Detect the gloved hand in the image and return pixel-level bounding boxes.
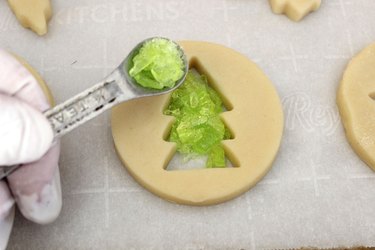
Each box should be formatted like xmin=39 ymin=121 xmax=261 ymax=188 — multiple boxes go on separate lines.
xmin=0 ymin=50 xmax=62 ymax=250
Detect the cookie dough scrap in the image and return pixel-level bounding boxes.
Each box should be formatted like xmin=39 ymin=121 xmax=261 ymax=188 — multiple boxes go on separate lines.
xmin=337 ymin=43 xmax=375 ymax=172
xmin=269 ymin=0 xmax=321 ymax=22
xmin=7 ymin=0 xmax=52 ymax=36
xmin=111 ymin=41 xmax=284 ymax=206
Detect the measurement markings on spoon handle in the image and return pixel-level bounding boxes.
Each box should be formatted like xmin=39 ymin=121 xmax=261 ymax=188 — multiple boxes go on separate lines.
xmin=45 ymin=80 xmax=123 ymax=137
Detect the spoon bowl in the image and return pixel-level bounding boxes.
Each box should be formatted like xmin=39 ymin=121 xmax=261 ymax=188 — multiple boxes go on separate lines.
xmin=121 ymin=37 xmax=188 ymax=96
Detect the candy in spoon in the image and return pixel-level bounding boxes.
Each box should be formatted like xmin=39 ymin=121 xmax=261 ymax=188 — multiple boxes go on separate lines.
xmin=129 ymin=38 xmax=186 ymax=90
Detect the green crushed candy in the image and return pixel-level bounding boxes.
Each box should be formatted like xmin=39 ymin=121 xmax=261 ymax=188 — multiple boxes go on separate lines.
xmin=164 ymin=69 xmax=231 ymax=168
xmin=129 ymin=38 xmax=185 ymax=89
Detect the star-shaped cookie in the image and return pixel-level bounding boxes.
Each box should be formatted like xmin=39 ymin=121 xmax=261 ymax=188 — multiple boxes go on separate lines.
xmin=7 ymin=0 xmax=52 ymax=35
xmin=269 ymin=0 xmax=321 ymax=22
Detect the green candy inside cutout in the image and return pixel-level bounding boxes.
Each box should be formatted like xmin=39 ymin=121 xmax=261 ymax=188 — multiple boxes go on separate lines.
xmin=129 ymin=38 xmax=185 ymax=89
xmin=164 ymin=69 xmax=231 ymax=168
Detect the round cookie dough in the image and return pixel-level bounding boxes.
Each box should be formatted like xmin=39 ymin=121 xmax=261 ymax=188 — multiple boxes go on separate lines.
xmin=111 ymin=41 xmax=284 ymax=205
xmin=337 ymin=43 xmax=375 ymax=172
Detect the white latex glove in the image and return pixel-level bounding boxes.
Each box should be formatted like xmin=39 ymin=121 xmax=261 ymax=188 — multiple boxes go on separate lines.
xmin=0 ymin=50 xmax=62 ymax=250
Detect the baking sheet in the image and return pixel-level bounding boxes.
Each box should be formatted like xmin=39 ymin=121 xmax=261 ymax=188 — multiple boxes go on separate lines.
xmin=1 ymin=0 xmax=375 ymax=249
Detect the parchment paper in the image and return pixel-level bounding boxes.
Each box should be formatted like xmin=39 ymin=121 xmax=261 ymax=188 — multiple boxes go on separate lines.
xmin=1 ymin=0 xmax=375 ymax=249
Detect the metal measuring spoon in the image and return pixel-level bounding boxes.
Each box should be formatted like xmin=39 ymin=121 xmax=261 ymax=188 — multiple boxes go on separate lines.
xmin=0 ymin=37 xmax=188 ymax=180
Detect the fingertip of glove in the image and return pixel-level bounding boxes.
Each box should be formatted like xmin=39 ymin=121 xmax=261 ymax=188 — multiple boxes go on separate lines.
xmin=0 ymin=207 xmax=15 ymax=250
xmin=0 ymin=182 xmax=15 ymax=222
xmin=16 ymin=170 xmax=62 ymax=224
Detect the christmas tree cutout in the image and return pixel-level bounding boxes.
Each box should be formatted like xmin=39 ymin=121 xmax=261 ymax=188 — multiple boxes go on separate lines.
xmin=164 ymin=64 xmax=235 ymax=170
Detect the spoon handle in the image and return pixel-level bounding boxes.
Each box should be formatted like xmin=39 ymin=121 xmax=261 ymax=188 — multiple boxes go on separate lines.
xmin=46 ymin=73 xmax=125 ymax=139
xmin=0 ymin=70 xmax=129 ymax=180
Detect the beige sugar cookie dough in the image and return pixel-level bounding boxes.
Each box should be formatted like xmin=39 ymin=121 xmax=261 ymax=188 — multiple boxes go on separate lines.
xmin=269 ymin=0 xmax=321 ymax=22
xmin=13 ymin=53 xmax=54 ymax=105
xmin=111 ymin=41 xmax=284 ymax=206
xmin=337 ymin=43 xmax=375 ymax=172
xmin=7 ymin=0 xmax=52 ymax=36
